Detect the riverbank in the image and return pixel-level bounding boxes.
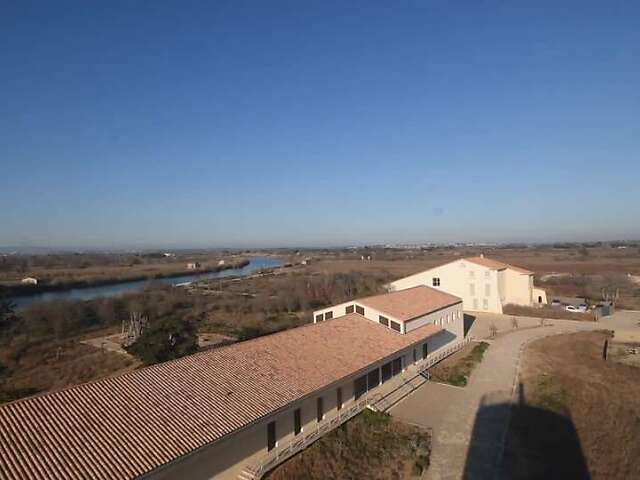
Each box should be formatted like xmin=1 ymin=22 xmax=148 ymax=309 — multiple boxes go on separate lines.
xmin=0 ymin=258 xmax=251 ymax=298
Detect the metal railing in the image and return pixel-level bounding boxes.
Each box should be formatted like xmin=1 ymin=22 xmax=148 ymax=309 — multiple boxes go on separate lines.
xmin=243 ymin=392 xmax=381 ymax=479
xmin=417 ymin=335 xmax=473 ymax=373
xmin=371 ymin=336 xmax=473 ymax=412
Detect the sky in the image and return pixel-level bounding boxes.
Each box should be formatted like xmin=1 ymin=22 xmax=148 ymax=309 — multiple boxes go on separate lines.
xmin=1 ymin=1 xmax=639 ymax=249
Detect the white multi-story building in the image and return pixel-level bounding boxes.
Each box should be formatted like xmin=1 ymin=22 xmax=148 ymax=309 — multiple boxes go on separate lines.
xmin=389 ymin=255 xmax=547 ymax=314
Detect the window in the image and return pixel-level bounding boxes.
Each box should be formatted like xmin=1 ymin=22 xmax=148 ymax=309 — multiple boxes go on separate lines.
xmin=355 ymin=305 xmax=365 ymax=315
xmin=446 ymin=314 xmax=450 ymax=324
xmin=432 ymin=277 xmax=441 ymax=287
xmin=267 ymin=421 xmax=276 ymax=451
xmin=469 ymin=271 xmax=475 ymax=279
xmin=483 ymin=298 xmax=488 ymax=310
xmin=294 ymin=409 xmax=302 ymax=435
xmin=440 ymin=317 xmax=444 ymax=326
xmin=367 ymin=368 xmax=380 ymax=390
xmin=422 ymin=343 xmax=428 ymax=359
xmin=316 ymin=397 xmax=324 ymax=422
xmin=469 ymin=283 xmax=476 ymax=296
xmin=485 ymin=270 xmax=490 ymax=278
xmin=379 ymin=315 xmax=389 ymax=326
xmin=346 ymin=305 xmax=355 ymax=314
xmin=337 ymin=388 xmax=343 ymax=410
xmin=473 ymin=298 xmax=479 ymax=310
xmin=392 ymin=357 xmax=402 ymax=376
xmin=390 ymin=320 xmax=401 ymax=332
xmin=354 ymin=375 xmax=367 ymax=400
xmin=485 ymin=284 xmax=491 ymax=296
xmin=381 ymin=362 xmax=392 ymax=383
xmin=315 ymin=314 xmax=323 ymax=322
xmin=324 ymin=310 xmax=333 ymax=320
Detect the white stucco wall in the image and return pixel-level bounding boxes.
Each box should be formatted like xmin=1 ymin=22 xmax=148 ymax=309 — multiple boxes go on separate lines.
xmin=389 ymin=259 xmax=503 ymax=314
xmin=403 ymin=302 xmax=464 ymax=339
xmin=502 ymin=269 xmax=534 ymax=306
xmin=313 ymin=301 xmax=405 ymax=332
xmin=532 ymin=287 xmax=547 ymax=305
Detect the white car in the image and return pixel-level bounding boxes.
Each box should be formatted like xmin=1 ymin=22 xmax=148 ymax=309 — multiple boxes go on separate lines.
xmin=565 ymin=305 xmax=580 ymax=312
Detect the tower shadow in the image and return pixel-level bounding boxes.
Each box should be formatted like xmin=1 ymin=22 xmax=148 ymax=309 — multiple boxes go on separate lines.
xmin=463 ymin=385 xmax=589 ymax=480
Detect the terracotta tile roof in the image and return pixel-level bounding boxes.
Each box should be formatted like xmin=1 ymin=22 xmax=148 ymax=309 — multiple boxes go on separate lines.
xmin=359 ymin=285 xmax=461 ymax=322
xmin=0 ymin=315 xmax=441 ymax=480
xmin=465 ymin=256 xmax=533 ymax=274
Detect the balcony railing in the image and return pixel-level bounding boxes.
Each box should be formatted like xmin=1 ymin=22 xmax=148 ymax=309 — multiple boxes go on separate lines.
xmin=242 ymin=392 xmax=381 ymax=479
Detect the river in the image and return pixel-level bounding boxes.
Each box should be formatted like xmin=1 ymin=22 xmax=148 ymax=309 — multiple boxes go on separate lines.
xmin=10 ymin=256 xmax=283 ymax=310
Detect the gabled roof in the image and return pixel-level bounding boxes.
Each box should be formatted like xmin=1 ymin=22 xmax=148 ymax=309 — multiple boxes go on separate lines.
xmin=0 ymin=314 xmax=442 ymax=480
xmin=358 ymin=285 xmax=461 ymax=322
xmin=464 ymin=256 xmax=533 ymax=274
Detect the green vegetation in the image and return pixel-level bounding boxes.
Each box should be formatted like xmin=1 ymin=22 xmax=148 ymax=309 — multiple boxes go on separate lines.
xmin=0 ymin=296 xmax=19 ymax=338
xmin=267 ymin=409 xmax=431 ymax=480
xmin=531 ymin=374 xmax=570 ymax=415
xmin=126 ymin=316 xmax=198 ymax=365
xmin=430 ymin=342 xmax=490 ymax=387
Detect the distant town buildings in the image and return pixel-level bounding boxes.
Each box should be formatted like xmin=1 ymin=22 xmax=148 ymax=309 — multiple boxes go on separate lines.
xmin=186 ymin=262 xmax=201 ymax=270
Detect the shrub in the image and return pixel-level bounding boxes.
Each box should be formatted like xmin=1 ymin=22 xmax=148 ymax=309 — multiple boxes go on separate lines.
xmin=126 ymin=315 xmax=198 ymax=365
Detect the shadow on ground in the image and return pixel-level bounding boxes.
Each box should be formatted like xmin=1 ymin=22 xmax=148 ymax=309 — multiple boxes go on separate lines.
xmin=463 ymin=385 xmax=589 ymax=480
xmin=464 ymin=314 xmax=476 ymax=337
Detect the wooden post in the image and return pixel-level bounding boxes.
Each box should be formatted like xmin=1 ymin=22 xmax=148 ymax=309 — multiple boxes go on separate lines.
xmin=603 ymin=339 xmax=608 ymax=360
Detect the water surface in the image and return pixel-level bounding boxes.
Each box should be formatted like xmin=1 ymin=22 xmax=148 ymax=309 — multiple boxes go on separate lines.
xmin=11 ymin=256 xmax=283 ymax=309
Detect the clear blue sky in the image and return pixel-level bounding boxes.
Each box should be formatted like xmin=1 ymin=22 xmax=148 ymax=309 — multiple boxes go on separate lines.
xmin=1 ymin=1 xmax=639 ymax=248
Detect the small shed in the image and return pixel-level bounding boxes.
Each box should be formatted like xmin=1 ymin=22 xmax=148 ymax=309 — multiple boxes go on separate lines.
xmin=186 ymin=262 xmax=201 ymax=270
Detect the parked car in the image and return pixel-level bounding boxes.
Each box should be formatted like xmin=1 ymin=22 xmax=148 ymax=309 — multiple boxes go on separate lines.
xmin=551 ymin=299 xmax=562 ymax=307
xmin=577 ymin=304 xmax=589 ymax=312
xmin=565 ymin=305 xmax=584 ymax=313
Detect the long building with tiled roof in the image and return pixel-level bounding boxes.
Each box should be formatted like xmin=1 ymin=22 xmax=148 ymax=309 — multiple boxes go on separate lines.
xmin=0 ymin=287 xmax=465 ymax=480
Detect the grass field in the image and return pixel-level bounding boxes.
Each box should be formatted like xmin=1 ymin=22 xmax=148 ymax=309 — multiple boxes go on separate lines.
xmin=428 ymin=341 xmax=490 ymax=387
xmin=504 ymin=331 xmax=640 ymax=479
xmin=0 ymin=334 xmax=137 ymax=403
xmin=266 ymin=410 xmax=431 ymax=480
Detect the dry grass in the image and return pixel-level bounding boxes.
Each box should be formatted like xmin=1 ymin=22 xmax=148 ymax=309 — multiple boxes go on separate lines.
xmin=509 ymin=331 xmax=640 ymax=479
xmin=266 ymin=410 xmax=431 ymax=480
xmin=503 ymin=304 xmax=596 ymax=322
xmin=0 ymin=335 xmax=137 ymax=403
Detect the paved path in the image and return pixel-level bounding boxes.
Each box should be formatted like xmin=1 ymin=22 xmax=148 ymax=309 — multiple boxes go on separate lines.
xmin=390 ymin=311 xmax=640 ymax=480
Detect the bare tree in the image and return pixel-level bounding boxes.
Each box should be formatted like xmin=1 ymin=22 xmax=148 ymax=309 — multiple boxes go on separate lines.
xmin=489 ymin=323 xmax=498 ymax=338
